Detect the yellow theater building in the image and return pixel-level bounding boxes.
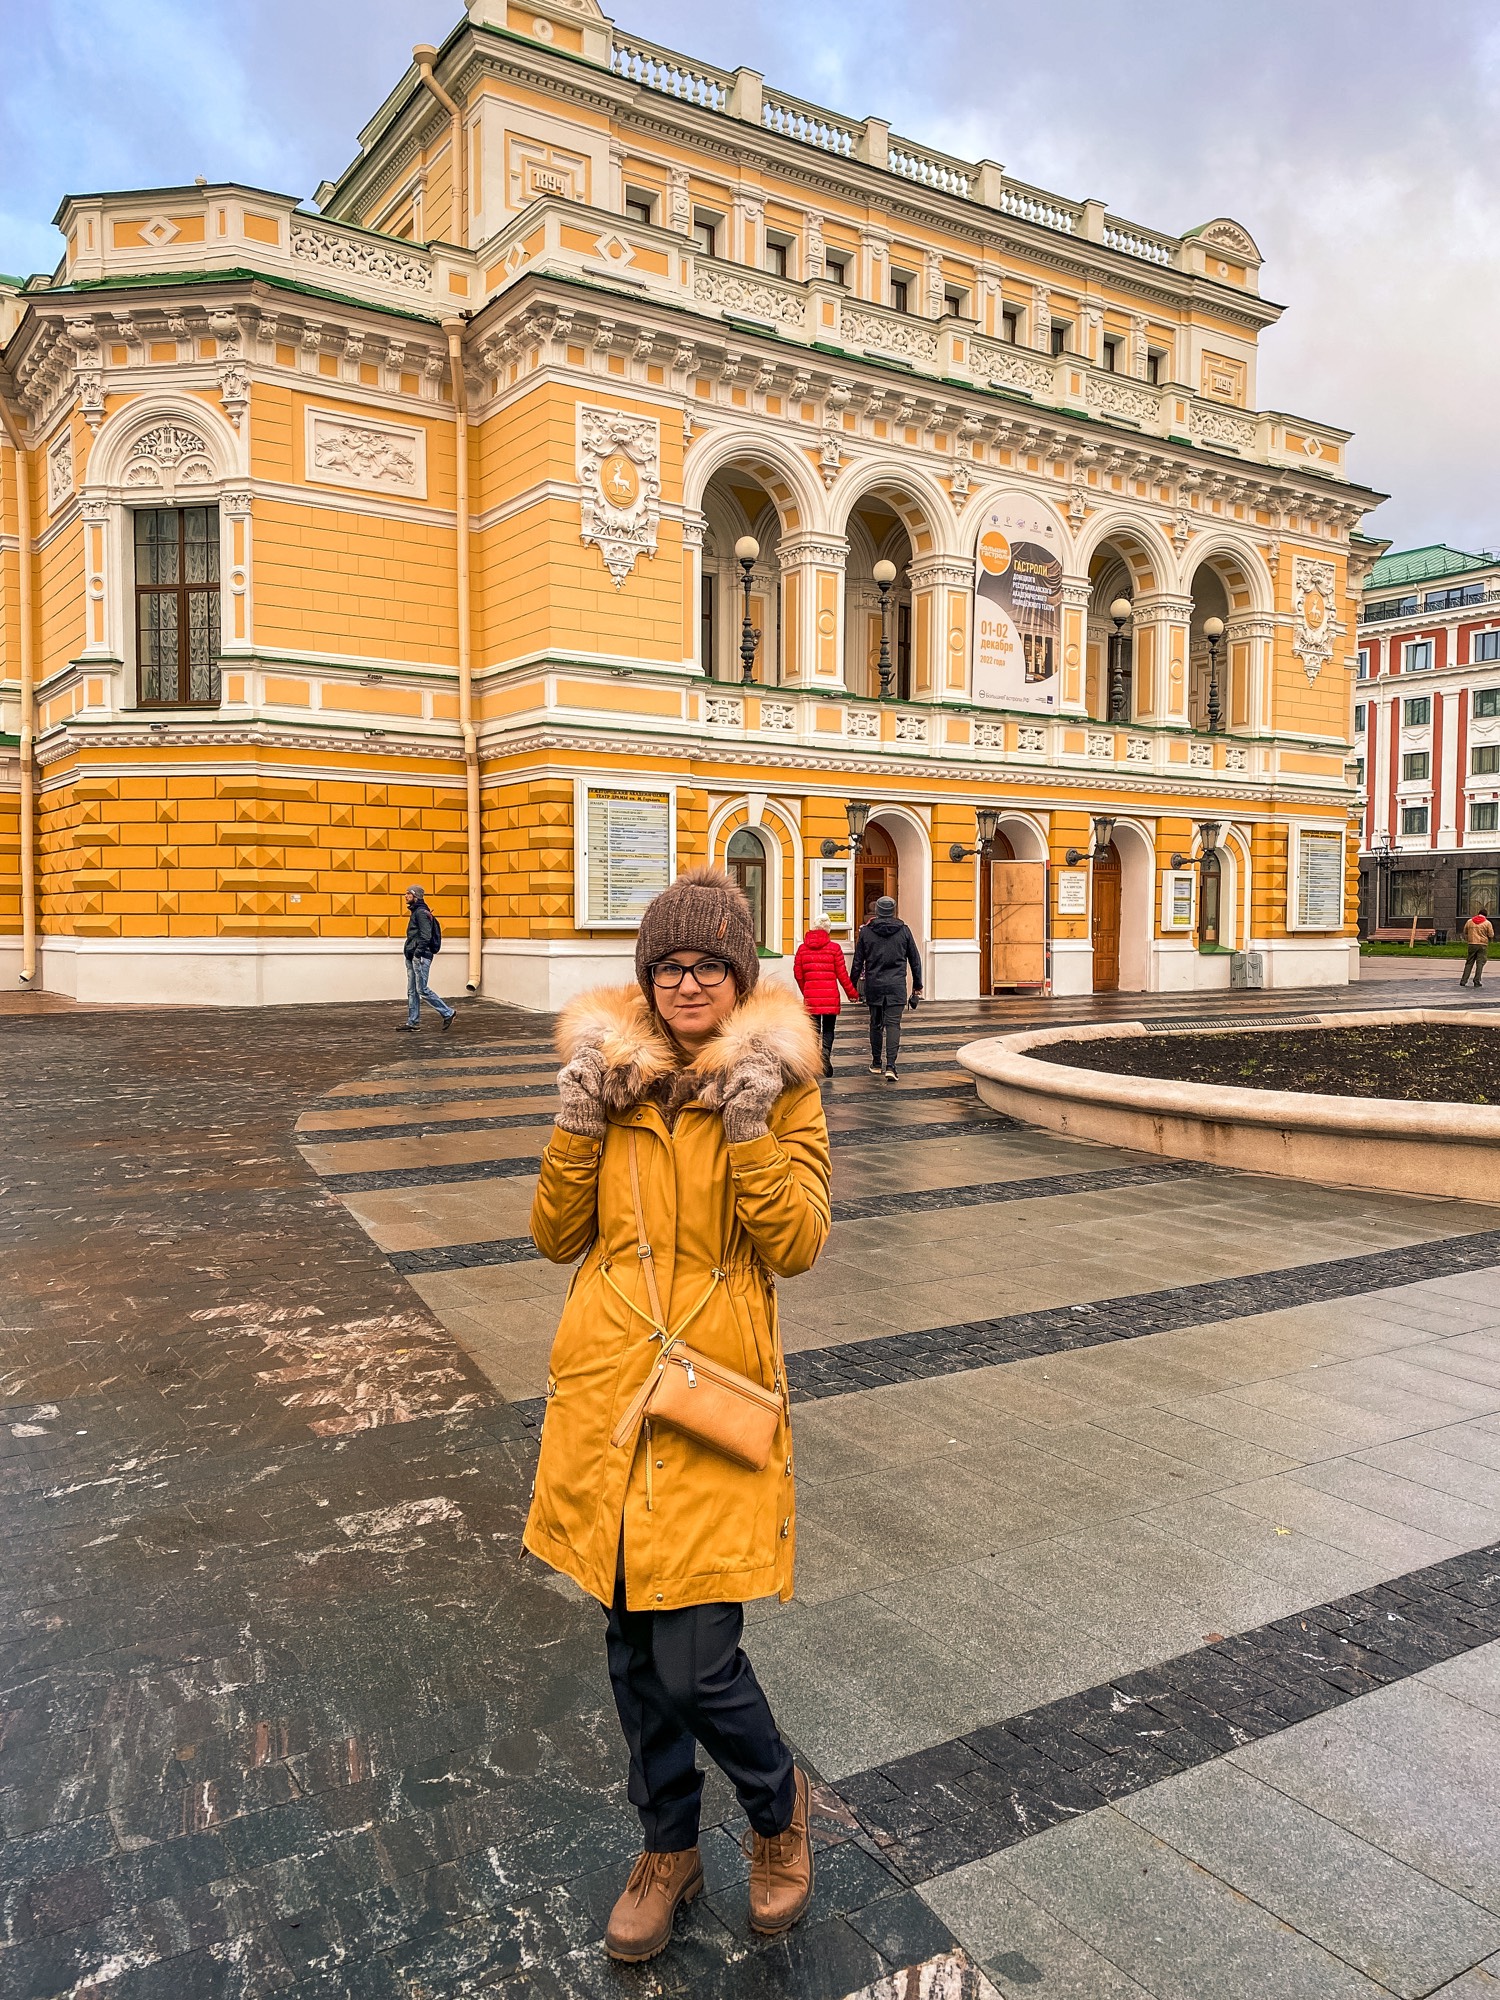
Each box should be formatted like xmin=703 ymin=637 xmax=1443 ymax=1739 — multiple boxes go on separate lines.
xmin=0 ymin=0 xmax=1384 ymax=1007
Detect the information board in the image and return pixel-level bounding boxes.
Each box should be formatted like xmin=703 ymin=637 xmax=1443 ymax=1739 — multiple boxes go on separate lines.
xmin=1164 ymin=870 xmax=1197 ymax=930
xmin=1056 ymin=870 xmax=1088 ymax=916
xmin=1295 ymin=829 xmax=1344 ymax=930
xmin=583 ymin=787 xmax=672 ymax=925
xmin=813 ymin=859 xmax=851 ymax=932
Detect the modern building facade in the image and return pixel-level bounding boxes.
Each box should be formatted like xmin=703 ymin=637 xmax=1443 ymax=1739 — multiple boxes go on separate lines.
xmin=0 ymin=0 xmax=1382 ymax=1007
xmin=1355 ymin=543 xmax=1500 ymax=937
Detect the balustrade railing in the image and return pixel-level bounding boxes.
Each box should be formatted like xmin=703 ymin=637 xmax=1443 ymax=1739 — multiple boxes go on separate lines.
xmin=607 ymin=37 xmax=1191 ymax=267
xmin=761 ymin=94 xmax=855 ymax=155
xmin=609 ymin=38 xmax=728 ymax=108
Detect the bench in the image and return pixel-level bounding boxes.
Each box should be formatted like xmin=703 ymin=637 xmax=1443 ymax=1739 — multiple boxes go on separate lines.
xmin=1368 ymin=927 xmax=1437 ymax=943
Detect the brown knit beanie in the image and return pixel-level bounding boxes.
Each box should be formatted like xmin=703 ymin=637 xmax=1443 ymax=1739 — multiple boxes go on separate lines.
xmin=635 ymin=864 xmax=760 ymax=1001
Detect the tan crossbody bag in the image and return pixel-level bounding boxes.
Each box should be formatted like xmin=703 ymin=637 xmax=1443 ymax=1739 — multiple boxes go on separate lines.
xmin=607 ymin=1131 xmax=784 ymax=1475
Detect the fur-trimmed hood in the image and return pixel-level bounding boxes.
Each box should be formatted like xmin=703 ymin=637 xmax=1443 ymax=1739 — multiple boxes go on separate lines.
xmin=555 ymin=980 xmax=823 ymax=1114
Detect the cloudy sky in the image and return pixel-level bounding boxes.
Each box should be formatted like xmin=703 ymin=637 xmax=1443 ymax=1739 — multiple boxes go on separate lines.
xmin=2 ymin=0 xmax=1491 ymax=552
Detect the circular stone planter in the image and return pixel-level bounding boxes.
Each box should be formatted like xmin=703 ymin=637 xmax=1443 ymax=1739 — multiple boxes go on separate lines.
xmin=957 ymin=1008 xmax=1500 ymax=1203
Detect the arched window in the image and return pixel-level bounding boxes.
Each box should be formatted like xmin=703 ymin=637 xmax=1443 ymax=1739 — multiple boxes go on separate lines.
xmin=727 ymin=828 xmax=769 ymax=948
xmin=1199 ymin=849 xmax=1223 ymax=950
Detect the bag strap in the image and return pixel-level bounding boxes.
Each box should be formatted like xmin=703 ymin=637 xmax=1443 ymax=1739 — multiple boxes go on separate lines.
xmin=627 ymin=1130 xmax=667 ymax=1335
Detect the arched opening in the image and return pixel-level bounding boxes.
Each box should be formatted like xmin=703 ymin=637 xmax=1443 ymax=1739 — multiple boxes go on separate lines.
xmin=726 ymin=827 xmax=769 ymax=947
xmin=699 ymin=467 xmax=787 ymax=682
xmin=844 ymin=496 xmax=913 ymax=698
xmin=1091 ymin=843 xmax=1122 ymax=992
xmin=1082 ymin=531 xmax=1161 ymax=721
xmin=1114 ymin=820 xmax=1155 ymax=993
xmin=856 ymin=823 xmax=898 ymax=921
xmin=977 ymin=814 xmax=1047 ymax=993
xmin=1187 ymin=566 xmax=1230 ymax=734
xmin=1186 ymin=549 xmax=1261 ymax=733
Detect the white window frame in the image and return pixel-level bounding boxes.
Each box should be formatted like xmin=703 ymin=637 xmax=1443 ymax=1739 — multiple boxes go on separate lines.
xmin=764 ymin=231 xmax=794 ymax=280
xmin=1471 ymin=801 xmax=1500 ymax=833
xmin=623 ymin=185 xmax=657 ymax=225
xmin=1400 ymin=803 xmax=1430 ymax=838
xmin=1357 ymin=647 xmax=1371 ymax=680
xmin=573 ymin=778 xmax=678 ymax=931
xmin=1354 ymin=702 xmax=1366 ymax=733
xmin=1471 ymin=631 xmax=1500 ymax=665
xmin=1404 ymin=639 xmax=1434 ymax=673
xmin=1288 ymin=823 xmax=1347 ymax=932
xmin=691 ymin=209 xmax=722 ymax=259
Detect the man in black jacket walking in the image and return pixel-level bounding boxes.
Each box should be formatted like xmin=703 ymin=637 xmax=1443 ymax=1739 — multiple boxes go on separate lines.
xmin=851 ymin=895 xmax=922 ymax=1079
xmin=399 ymin=884 xmax=455 ymax=1032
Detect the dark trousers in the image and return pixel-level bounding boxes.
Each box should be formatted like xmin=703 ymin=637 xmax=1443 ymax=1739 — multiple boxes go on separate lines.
xmin=812 ymin=1012 xmax=837 ymax=1069
xmin=868 ymin=1001 xmax=903 ymax=1069
xmin=605 ymin=1548 xmax=794 ymax=1852
xmin=1461 ymin=945 xmax=1488 ymax=987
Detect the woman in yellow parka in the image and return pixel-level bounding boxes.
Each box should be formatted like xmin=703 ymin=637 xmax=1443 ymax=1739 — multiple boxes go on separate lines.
xmin=524 ymin=865 xmax=831 ymax=1966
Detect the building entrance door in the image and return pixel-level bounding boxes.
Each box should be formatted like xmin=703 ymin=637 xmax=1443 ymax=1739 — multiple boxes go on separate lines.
xmin=857 ymin=824 xmax=898 ymax=920
xmin=986 ymin=861 xmax=1047 ymax=990
xmin=1092 ymin=843 xmax=1121 ymax=993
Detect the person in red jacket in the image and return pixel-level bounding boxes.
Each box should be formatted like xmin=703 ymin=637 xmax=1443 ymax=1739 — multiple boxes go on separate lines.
xmin=792 ymin=918 xmax=858 ymax=1076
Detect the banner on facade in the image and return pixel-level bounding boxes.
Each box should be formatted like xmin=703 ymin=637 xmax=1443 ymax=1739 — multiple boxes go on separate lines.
xmin=972 ymin=511 xmax=1064 ymax=712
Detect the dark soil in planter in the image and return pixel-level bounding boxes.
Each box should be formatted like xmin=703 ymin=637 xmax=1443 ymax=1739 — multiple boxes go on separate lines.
xmin=1035 ymin=1023 xmax=1500 ymax=1105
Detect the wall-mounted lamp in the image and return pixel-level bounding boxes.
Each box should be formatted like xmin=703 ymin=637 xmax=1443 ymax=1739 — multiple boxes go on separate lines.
xmin=1066 ymin=814 xmax=1116 ymax=866
xmin=873 ymin=558 xmax=899 ymax=699
xmin=1172 ymin=819 xmax=1223 ymax=868
xmin=948 ymin=804 xmax=1002 ymax=863
xmin=820 ymin=797 xmax=872 ymax=860
xmin=735 ymin=534 xmax=761 ymax=684
xmin=1203 ymin=615 xmax=1225 ymax=735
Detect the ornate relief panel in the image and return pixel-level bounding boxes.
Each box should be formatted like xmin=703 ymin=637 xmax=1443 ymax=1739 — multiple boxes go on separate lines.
xmin=304 ymin=408 xmax=427 ymax=497
xmin=1292 ymin=556 xmax=1338 ymax=681
xmin=47 ymin=431 xmax=74 ymax=513
xmin=121 ymin=422 xmax=217 ymax=497
xmin=577 ymin=404 xmax=660 ymax=587
xmin=1200 ymin=350 xmax=1247 ymax=406
xmin=506 ymin=135 xmax=591 ymax=209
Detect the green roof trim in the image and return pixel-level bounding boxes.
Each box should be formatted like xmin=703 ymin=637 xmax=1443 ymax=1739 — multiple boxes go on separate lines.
xmin=44 ymin=265 xmax=438 ymax=325
xmin=1367 ymin=543 xmax=1497 ymax=589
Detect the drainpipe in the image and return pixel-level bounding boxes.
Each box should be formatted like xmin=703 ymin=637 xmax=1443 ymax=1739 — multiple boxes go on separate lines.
xmin=412 ymin=45 xmax=467 ymax=248
xmin=0 ymin=391 xmax=35 ymax=985
xmin=444 ymin=319 xmax=482 ymax=994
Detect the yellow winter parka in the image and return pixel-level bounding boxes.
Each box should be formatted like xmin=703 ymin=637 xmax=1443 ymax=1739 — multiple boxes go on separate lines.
xmin=523 ymin=982 xmax=830 ymax=1613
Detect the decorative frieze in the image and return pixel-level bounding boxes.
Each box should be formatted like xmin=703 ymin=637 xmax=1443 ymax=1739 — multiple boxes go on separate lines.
xmin=1226 ymin=745 xmax=1249 ymax=771
xmin=1017 ymin=725 xmax=1046 ymax=752
xmin=693 ymin=266 xmax=803 ymax=328
xmin=287 ymin=216 xmax=434 ymax=296
xmin=1189 ymin=741 xmax=1213 ymax=767
xmin=974 ymin=721 xmax=1005 ymax=749
xmin=1126 ymin=735 xmax=1150 ymax=762
xmin=845 ymin=710 xmax=880 ymax=739
xmin=122 ymin=422 xmax=216 ymax=496
xmin=1086 ymin=731 xmax=1114 ymax=759
xmin=760 ymin=700 xmax=795 ymax=731
xmin=841 ymin=306 xmax=939 ymax=365
xmin=305 ymin=409 xmax=426 ymax=496
xmin=894 ymin=713 xmax=926 ymax=743
xmin=577 ymin=404 xmax=661 ymax=587
xmin=704 ymin=694 xmax=743 ymax=726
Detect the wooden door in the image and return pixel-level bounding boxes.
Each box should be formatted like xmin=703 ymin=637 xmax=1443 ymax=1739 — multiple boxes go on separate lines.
xmin=857 ymin=823 xmax=898 ymax=920
xmin=1092 ymin=843 xmax=1121 ymax=992
xmin=989 ymin=861 xmax=1047 ymax=989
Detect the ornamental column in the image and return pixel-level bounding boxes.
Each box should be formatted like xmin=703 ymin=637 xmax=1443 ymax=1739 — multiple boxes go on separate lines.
xmin=1129 ymin=592 xmax=1193 ymax=725
xmin=681 ymin=511 xmax=707 ymax=672
xmin=1059 ymin=578 xmax=1092 ymax=714
xmin=1229 ymin=613 xmax=1276 ymax=734
xmin=907 ymin=555 xmax=975 ymax=700
xmin=776 ymin=533 xmax=847 ymax=689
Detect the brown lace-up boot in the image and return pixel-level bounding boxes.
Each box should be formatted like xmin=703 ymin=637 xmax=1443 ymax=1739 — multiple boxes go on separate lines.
xmin=745 ymin=1765 xmax=813 ymax=1936
xmin=604 ymin=1847 xmax=704 ymax=1963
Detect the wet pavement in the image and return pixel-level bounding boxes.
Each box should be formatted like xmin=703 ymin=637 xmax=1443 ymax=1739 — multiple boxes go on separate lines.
xmin=4 ymin=974 xmax=1500 ymax=1998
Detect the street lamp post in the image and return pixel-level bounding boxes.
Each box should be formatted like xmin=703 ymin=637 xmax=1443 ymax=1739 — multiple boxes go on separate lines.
xmin=1203 ymin=615 xmax=1225 ymax=734
xmin=1107 ymin=597 xmax=1132 ymax=723
xmin=735 ymin=535 xmax=761 ymax=684
xmin=873 ymin=559 xmax=898 ymax=699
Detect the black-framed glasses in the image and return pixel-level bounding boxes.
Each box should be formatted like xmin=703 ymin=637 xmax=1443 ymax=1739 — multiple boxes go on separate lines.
xmin=649 ymin=956 xmax=731 ymax=989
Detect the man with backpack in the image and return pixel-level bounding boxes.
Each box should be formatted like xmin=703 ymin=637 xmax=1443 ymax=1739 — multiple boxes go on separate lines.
xmin=399 ymin=884 xmax=455 ymax=1031
xmin=850 ymin=894 xmax=922 ymax=1079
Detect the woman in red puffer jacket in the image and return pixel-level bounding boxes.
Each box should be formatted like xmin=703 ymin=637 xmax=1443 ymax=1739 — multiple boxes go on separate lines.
xmin=793 ymin=919 xmax=858 ymax=1076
